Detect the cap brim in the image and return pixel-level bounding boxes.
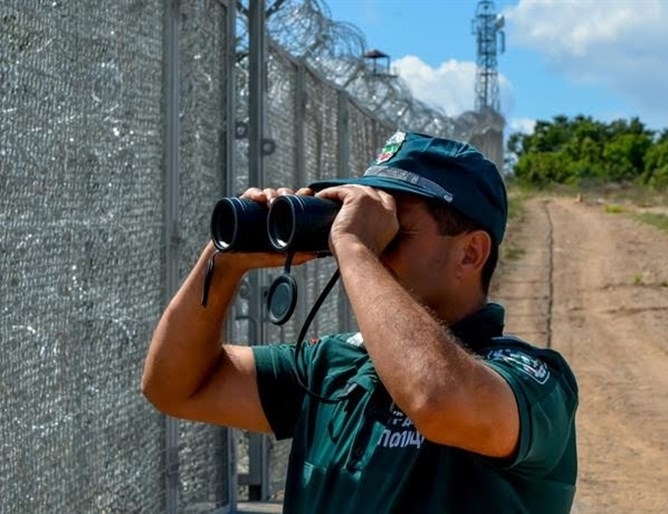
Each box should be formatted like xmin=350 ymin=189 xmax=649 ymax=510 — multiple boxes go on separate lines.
xmin=309 ymin=176 xmax=442 ymax=201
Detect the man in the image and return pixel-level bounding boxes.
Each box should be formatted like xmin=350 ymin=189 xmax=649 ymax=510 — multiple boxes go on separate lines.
xmin=142 ymin=131 xmax=578 ymax=513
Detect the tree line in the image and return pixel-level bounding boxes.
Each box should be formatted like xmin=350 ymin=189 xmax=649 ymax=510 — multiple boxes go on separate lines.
xmin=507 ymin=115 xmax=668 ymax=189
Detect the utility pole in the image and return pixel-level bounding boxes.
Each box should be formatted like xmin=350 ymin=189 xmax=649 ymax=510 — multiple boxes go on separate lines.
xmin=471 ymin=0 xmax=505 ymax=112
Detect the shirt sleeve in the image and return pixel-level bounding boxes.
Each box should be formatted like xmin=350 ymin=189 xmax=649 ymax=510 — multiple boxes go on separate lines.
xmin=252 ymin=343 xmax=311 ymax=440
xmin=483 ymin=347 xmax=578 ymax=474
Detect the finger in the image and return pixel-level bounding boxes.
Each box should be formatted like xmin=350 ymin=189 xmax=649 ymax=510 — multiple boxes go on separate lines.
xmin=313 ymin=186 xmax=336 ymax=199
xmin=340 ymin=184 xmax=394 ymax=208
xmin=262 ymin=188 xmax=281 ymax=203
xmin=375 ymin=188 xmax=397 ymax=212
xmin=276 ymin=187 xmax=295 ymax=197
xmin=316 ymin=184 xmax=386 ymax=205
xmin=315 ymin=185 xmax=355 ymax=200
xmin=239 ymin=187 xmax=266 ymax=201
xmin=295 ymin=187 xmax=314 ymax=196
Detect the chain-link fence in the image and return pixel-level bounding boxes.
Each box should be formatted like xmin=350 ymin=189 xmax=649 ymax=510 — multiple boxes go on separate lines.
xmin=1 ymin=0 xmax=505 ymax=511
xmin=1 ymin=1 xmax=232 ymax=512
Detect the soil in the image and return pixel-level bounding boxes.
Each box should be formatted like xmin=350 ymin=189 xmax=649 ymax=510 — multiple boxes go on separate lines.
xmin=491 ymin=195 xmax=668 ymax=513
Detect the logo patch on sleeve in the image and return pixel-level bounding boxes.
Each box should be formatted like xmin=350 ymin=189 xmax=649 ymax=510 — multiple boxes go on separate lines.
xmin=486 ymin=348 xmax=550 ymax=384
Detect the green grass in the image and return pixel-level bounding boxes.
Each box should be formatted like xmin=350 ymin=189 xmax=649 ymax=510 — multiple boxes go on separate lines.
xmin=504 ymin=243 xmax=526 ymax=261
xmin=633 ymin=212 xmax=668 ymax=232
xmin=502 ymin=187 xmax=530 ymax=264
xmin=506 ymin=188 xmax=529 ymax=221
xmin=633 ymin=273 xmax=644 ymax=286
xmin=604 ymin=204 xmax=625 ymax=214
xmin=509 ymin=180 xmax=667 ymax=208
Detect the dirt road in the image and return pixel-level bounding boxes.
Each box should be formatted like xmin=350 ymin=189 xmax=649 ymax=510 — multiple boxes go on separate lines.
xmin=492 ymin=196 xmax=668 ymax=513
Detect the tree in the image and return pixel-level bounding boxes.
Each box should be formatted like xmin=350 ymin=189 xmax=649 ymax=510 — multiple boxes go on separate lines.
xmin=642 ymin=139 xmax=668 ymax=189
xmin=507 ymin=115 xmax=661 ymax=187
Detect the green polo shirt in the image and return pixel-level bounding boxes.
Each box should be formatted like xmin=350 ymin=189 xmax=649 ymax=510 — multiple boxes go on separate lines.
xmin=253 ymin=303 xmax=578 ymax=513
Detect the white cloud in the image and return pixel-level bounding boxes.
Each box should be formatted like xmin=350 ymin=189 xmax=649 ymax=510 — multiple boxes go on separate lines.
xmin=392 ymin=55 xmax=515 ymax=118
xmin=509 ymin=117 xmax=536 ymax=135
xmin=504 ymin=0 xmax=668 ymax=127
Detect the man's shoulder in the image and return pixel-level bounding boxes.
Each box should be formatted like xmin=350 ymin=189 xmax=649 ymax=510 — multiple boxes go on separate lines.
xmin=482 ymin=335 xmax=578 ymax=394
xmin=485 ymin=334 xmax=571 ymax=366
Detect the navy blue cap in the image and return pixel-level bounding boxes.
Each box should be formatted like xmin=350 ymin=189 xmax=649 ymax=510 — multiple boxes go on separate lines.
xmin=309 ymin=131 xmax=508 ymax=244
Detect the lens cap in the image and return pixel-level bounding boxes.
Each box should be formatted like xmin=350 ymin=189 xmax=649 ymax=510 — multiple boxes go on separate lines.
xmin=266 ymin=274 xmax=298 ymax=325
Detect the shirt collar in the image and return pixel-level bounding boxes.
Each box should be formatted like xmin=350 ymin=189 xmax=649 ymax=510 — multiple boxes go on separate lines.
xmin=347 ymin=303 xmax=505 ymax=353
xmin=449 ymin=302 xmax=505 ymax=353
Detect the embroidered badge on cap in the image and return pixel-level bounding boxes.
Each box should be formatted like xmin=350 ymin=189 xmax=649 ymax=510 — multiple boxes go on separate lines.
xmin=376 ymin=130 xmax=406 ymax=164
xmin=486 ymin=348 xmax=550 ymax=384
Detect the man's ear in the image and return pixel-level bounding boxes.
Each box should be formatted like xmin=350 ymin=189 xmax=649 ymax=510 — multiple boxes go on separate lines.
xmin=460 ymin=230 xmax=491 ymax=274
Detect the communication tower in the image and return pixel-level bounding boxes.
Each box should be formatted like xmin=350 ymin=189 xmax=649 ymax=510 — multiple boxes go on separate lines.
xmin=471 ymin=0 xmax=505 ymax=111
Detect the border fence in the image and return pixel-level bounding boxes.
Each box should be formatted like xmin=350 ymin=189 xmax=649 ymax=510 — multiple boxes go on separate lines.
xmin=0 ymin=0 xmax=504 ymax=512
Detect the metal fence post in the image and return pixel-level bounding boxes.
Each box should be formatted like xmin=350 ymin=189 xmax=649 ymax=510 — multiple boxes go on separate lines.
xmin=295 ymin=62 xmax=307 ymax=188
xmin=163 ymin=0 xmax=181 ymax=512
xmin=293 ymin=61 xmax=309 ymax=324
xmin=222 ymin=0 xmax=238 ymax=510
xmin=247 ymin=0 xmax=270 ymax=501
xmin=336 ymin=90 xmax=354 ymax=332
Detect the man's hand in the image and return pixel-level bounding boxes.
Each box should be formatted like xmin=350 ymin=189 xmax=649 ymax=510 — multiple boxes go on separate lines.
xmin=315 ymin=185 xmax=399 ymax=258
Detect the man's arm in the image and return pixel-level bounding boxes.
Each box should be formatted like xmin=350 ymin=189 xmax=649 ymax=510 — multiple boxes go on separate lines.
xmin=336 ymin=242 xmax=519 ymax=458
xmin=141 ymin=187 xmax=316 ymax=432
xmin=141 ymin=242 xmax=273 ymax=432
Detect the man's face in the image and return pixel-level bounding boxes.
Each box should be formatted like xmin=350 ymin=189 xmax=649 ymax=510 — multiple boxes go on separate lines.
xmin=379 ymin=194 xmax=464 ymax=312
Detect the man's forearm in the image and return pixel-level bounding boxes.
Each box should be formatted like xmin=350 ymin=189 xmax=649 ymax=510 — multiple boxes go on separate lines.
xmin=141 ymin=243 xmax=246 ymax=408
xmin=337 ymin=243 xmax=469 ymax=411
xmin=337 ymin=242 xmax=489 ymax=441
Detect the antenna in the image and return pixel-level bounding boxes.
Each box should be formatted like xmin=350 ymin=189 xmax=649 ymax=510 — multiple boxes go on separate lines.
xmin=471 ymin=0 xmax=505 ymax=112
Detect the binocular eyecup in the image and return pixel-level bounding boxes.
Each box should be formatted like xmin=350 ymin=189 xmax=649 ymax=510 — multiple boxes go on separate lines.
xmin=210 ymin=195 xmax=340 ymax=254
xmin=210 ymin=197 xmax=269 ymax=252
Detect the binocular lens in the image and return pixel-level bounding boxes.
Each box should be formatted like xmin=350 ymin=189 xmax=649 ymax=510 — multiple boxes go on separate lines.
xmin=267 ymin=195 xmax=340 ymax=253
xmin=267 ymin=199 xmax=295 ymax=250
xmin=210 ymin=198 xmax=237 ymax=250
xmin=210 ymin=197 xmax=271 ymax=252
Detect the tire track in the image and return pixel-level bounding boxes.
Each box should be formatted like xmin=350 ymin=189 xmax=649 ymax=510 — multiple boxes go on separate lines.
xmin=493 ymin=197 xmax=553 ymax=348
xmin=542 ymin=200 xmax=555 ymax=349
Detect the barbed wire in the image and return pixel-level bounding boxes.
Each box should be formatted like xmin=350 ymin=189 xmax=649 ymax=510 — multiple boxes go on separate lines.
xmin=248 ymin=0 xmax=505 ymax=139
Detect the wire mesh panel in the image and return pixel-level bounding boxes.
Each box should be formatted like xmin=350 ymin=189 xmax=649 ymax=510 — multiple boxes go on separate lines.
xmin=0 ymin=1 xmax=166 ymax=512
xmin=264 ymin=46 xmax=298 ymax=192
xmin=298 ymin=70 xmax=340 ymax=337
xmin=347 ymin=100 xmax=389 ymax=178
xmin=176 ymin=0 xmax=230 ymax=510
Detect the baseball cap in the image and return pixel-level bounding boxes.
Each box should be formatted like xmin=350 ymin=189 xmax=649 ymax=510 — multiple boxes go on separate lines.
xmin=309 ymin=131 xmax=508 ymax=245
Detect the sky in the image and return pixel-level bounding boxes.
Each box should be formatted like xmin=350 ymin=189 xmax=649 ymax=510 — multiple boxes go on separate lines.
xmin=325 ymin=0 xmax=668 ymax=137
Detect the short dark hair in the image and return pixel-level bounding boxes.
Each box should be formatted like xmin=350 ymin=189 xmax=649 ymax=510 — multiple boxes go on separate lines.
xmin=425 ymin=200 xmax=498 ymax=295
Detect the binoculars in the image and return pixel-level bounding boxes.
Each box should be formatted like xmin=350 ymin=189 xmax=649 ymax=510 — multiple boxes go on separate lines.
xmin=210 ymin=195 xmax=341 ymax=254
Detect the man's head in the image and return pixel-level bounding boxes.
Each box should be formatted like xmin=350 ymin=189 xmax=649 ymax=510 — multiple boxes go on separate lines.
xmin=310 ymin=131 xmax=507 ymax=246
xmin=310 ymin=131 xmax=507 ymax=302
